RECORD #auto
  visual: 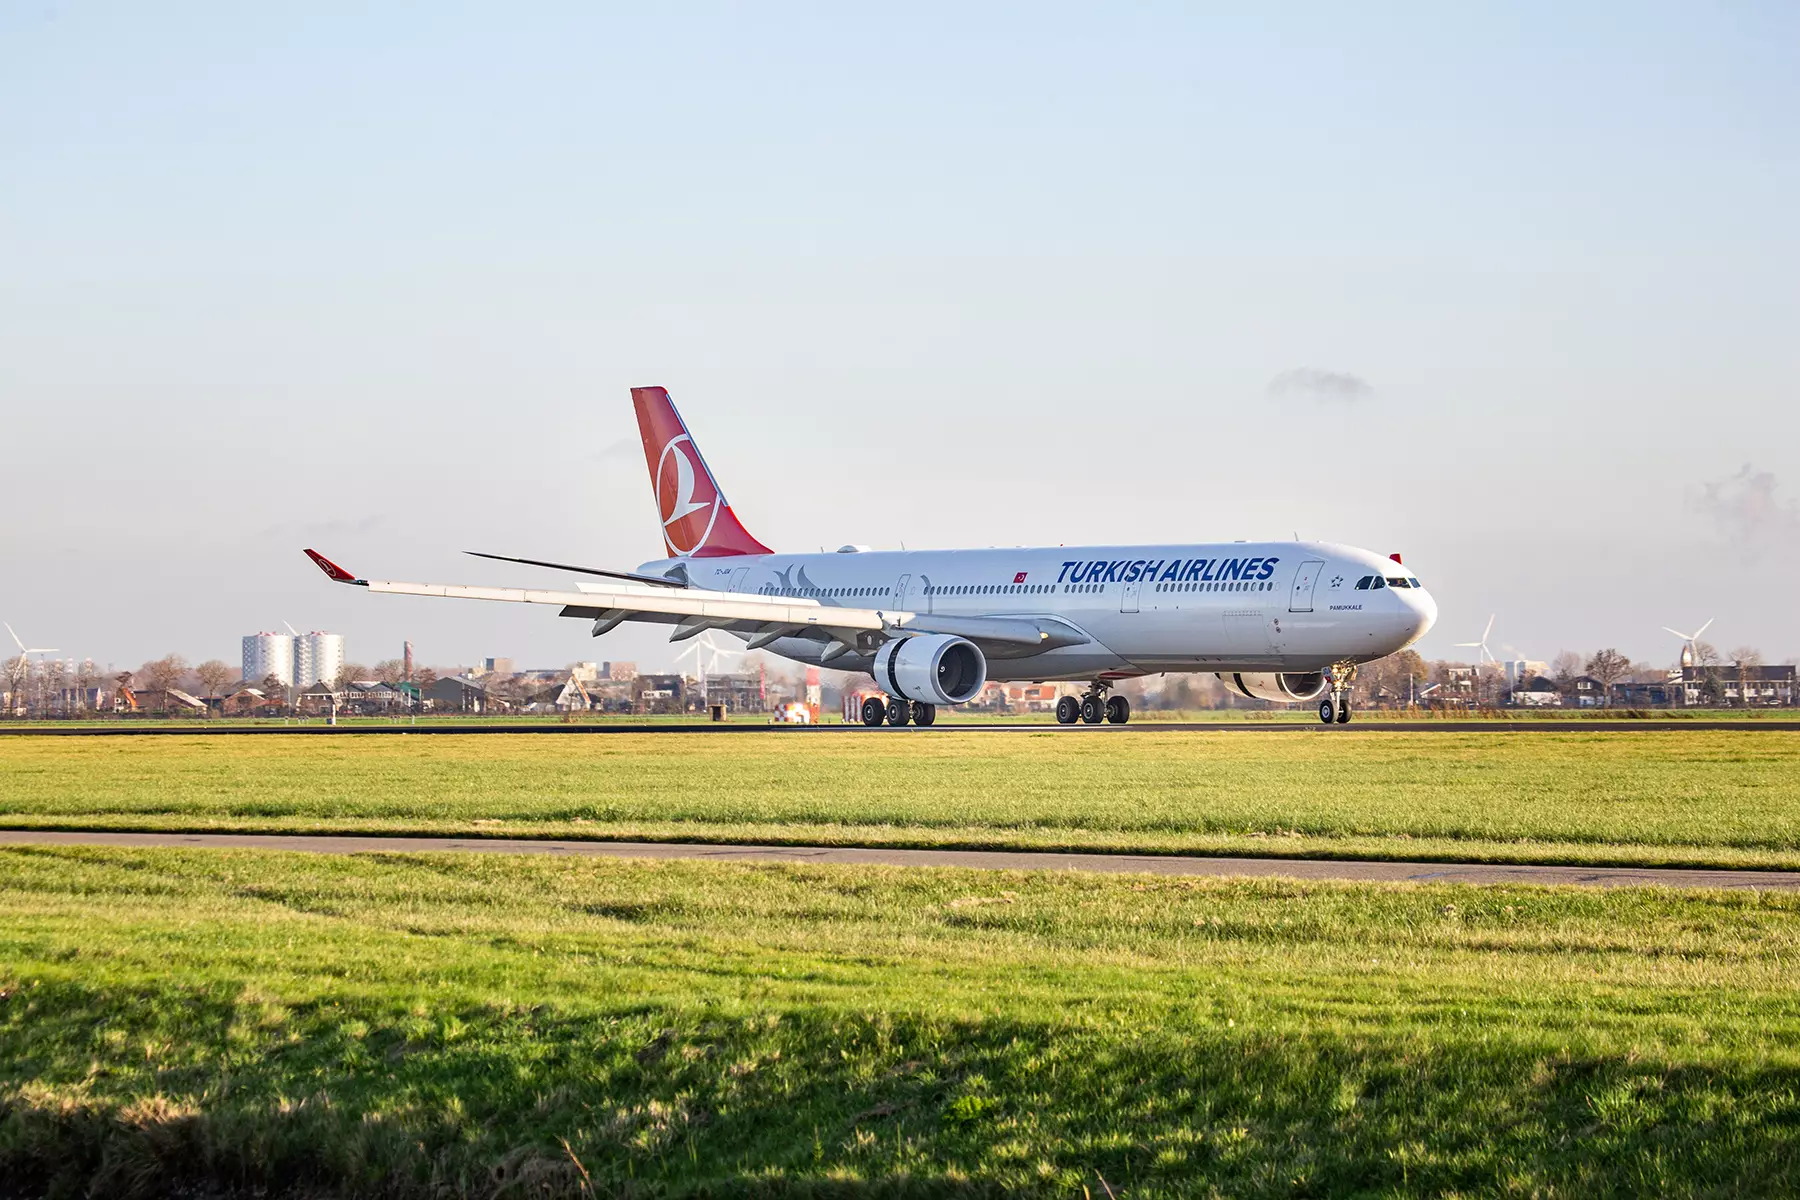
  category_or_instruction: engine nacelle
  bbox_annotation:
[1217,672,1329,703]
[873,634,987,706]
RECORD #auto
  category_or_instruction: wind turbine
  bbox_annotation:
[4,622,59,714]
[1662,618,1713,670]
[1455,615,1498,666]
[4,622,58,664]
[675,630,740,704]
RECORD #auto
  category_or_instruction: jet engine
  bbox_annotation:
[1217,672,1329,703]
[873,634,987,706]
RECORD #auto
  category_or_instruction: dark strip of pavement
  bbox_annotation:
[2,720,1797,736]
[3,830,1795,890]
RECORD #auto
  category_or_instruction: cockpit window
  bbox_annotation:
[1385,577,1410,588]
[1408,577,1421,589]
[1354,576,1372,590]
[1371,576,1386,589]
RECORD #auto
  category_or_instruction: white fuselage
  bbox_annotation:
[641,540,1436,682]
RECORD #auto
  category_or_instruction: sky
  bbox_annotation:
[3,1,1797,676]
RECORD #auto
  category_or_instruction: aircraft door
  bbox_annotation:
[1120,578,1140,613]
[726,567,751,593]
[1289,560,1326,613]
[890,574,910,612]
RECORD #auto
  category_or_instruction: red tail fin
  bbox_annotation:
[631,387,773,558]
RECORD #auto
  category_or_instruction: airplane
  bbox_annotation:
[306,386,1437,726]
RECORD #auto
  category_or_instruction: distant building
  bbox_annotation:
[1510,676,1563,707]
[1681,663,1797,708]
[242,633,295,688]
[633,674,683,713]
[293,632,345,689]
[473,657,515,678]
[428,676,490,714]
[1610,679,1681,707]
[524,675,593,712]
[1502,660,1549,691]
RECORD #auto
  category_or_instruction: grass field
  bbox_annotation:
[4,845,1798,1197]
[3,729,1799,869]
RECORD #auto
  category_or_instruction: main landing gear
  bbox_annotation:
[1056,682,1130,725]
[1318,664,1357,726]
[861,697,935,727]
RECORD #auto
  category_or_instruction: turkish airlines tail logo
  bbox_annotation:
[631,387,774,559]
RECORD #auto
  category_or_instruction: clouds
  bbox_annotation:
[1690,465,1800,559]
[1266,368,1375,404]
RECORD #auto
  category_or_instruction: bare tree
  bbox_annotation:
[4,653,29,717]
[372,659,405,685]
[334,662,370,688]
[42,658,69,716]
[142,655,190,694]
[1584,649,1632,706]
[193,660,235,699]
[1729,645,1764,707]
[72,660,105,714]
[260,673,289,708]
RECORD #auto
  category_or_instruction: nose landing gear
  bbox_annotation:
[1319,664,1357,725]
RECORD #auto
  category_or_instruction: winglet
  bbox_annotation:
[304,549,363,584]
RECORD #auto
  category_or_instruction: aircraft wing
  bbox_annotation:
[303,550,1087,658]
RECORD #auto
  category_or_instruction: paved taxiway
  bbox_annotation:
[5,830,1796,890]
[3,720,1796,736]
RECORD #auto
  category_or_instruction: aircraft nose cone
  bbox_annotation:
[1404,589,1437,645]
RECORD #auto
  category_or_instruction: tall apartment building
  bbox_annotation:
[242,631,346,689]
[294,632,346,689]
[242,633,295,689]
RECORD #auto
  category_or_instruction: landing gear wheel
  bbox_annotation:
[861,697,886,727]
[1335,697,1352,724]
[912,702,936,726]
[885,697,912,726]
[1318,698,1336,726]
[1080,696,1104,724]
[1055,696,1080,725]
[1105,695,1130,725]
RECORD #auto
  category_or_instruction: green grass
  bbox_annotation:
[4,730,1800,870]
[3,846,1798,1197]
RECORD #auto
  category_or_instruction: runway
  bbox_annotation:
[3,720,1796,736]
[5,830,1796,890]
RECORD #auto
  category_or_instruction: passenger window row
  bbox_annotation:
[1153,581,1272,593]
[926,584,1051,596]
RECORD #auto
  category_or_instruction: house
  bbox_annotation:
[1511,676,1563,707]
[295,684,341,717]
[1610,679,1680,708]
[126,688,207,715]
[524,675,593,712]
[632,674,684,714]
[695,673,766,714]
[428,676,490,714]
[212,687,271,717]
[1571,676,1606,707]
[1682,663,1798,707]
[341,681,405,714]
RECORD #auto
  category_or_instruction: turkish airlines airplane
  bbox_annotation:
[307,387,1436,725]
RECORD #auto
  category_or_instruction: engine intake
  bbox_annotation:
[873,634,987,706]
[1218,672,1329,703]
